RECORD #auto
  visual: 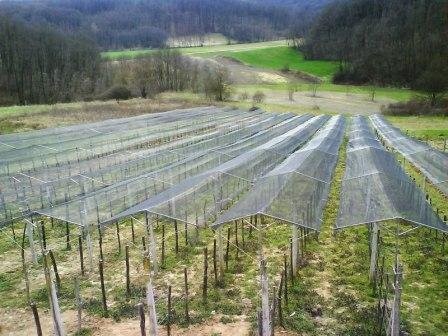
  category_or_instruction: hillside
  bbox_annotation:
[0,0,330,50]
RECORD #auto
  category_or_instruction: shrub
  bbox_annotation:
[98,86,132,101]
[239,91,249,101]
[252,91,266,105]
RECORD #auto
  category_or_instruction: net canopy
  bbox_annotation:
[0,107,277,226]
[336,116,448,233]
[32,112,313,226]
[1,111,278,223]
[100,115,329,227]
[212,115,345,230]
[370,114,448,196]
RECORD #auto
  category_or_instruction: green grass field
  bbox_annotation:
[102,40,288,60]
[103,40,339,80]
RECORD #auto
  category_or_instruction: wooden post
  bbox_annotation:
[278,272,284,327]
[203,247,208,302]
[99,259,108,315]
[370,223,379,283]
[41,221,47,250]
[225,227,231,270]
[388,256,403,336]
[137,303,146,336]
[131,217,136,244]
[213,238,218,285]
[146,277,158,336]
[216,227,225,284]
[184,267,190,324]
[142,236,146,251]
[75,278,82,333]
[65,222,71,250]
[167,285,172,336]
[78,235,85,276]
[161,224,165,267]
[184,221,188,245]
[27,221,38,265]
[21,225,31,304]
[30,303,43,336]
[116,222,122,254]
[146,214,158,274]
[48,249,61,291]
[292,225,298,276]
[50,279,65,336]
[125,245,131,296]
[174,220,179,254]
[283,255,288,306]
[260,259,271,336]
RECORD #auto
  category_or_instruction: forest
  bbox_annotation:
[303,0,448,100]
[0,0,327,49]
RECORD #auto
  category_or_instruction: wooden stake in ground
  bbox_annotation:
[161,224,166,267]
[387,256,403,336]
[146,276,158,336]
[21,224,31,304]
[203,247,208,302]
[48,249,61,291]
[125,245,131,296]
[225,227,231,270]
[75,278,82,333]
[216,227,225,284]
[292,225,298,276]
[30,303,43,336]
[167,285,172,336]
[131,217,136,244]
[174,220,179,254]
[146,214,158,274]
[184,267,190,324]
[41,221,47,250]
[99,259,108,315]
[116,222,122,254]
[26,221,38,264]
[370,222,380,283]
[78,235,85,276]
[65,222,71,250]
[137,303,146,336]
[213,238,218,285]
[260,259,271,336]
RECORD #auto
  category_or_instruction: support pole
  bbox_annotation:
[370,222,379,283]
[260,259,271,336]
[138,303,146,336]
[146,214,158,274]
[292,225,298,276]
[30,303,43,336]
[387,256,403,336]
[26,221,38,265]
[184,267,190,324]
[99,259,108,315]
[146,277,158,336]
[216,227,225,285]
[75,278,82,333]
[125,245,131,296]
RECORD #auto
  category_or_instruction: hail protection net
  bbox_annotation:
[336,116,447,233]
[212,115,345,230]
[0,107,271,226]
[30,112,313,227]
[104,115,329,227]
[370,114,448,196]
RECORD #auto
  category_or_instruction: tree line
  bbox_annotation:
[0,0,324,50]
[302,0,448,100]
[0,15,233,106]
[0,16,99,105]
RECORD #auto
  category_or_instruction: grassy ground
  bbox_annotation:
[102,40,288,60]
[236,83,418,102]
[0,93,211,134]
